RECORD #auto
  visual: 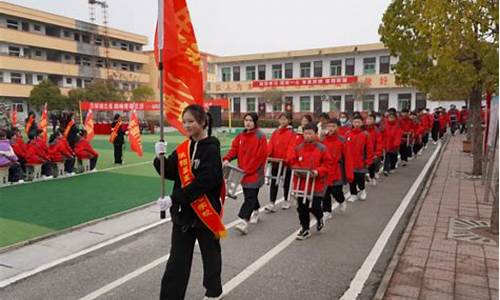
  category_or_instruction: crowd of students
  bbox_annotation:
[223,105,470,240]
[0,111,99,184]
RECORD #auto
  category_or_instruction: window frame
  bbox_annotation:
[330,60,342,76]
[379,56,390,74]
[299,96,311,112]
[300,62,311,78]
[313,61,323,77]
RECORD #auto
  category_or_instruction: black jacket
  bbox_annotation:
[154,136,223,231]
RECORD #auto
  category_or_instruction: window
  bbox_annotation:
[64,54,71,60]
[299,96,311,112]
[232,97,241,113]
[63,30,71,38]
[284,63,293,79]
[121,43,128,51]
[416,93,427,110]
[272,64,282,79]
[246,66,256,80]
[122,83,130,91]
[378,94,389,112]
[35,50,42,57]
[66,78,72,84]
[82,57,91,66]
[0,72,3,83]
[130,64,135,72]
[113,62,118,68]
[10,73,22,84]
[313,61,323,77]
[221,67,231,82]
[96,59,105,68]
[121,63,129,71]
[82,35,90,44]
[112,41,117,47]
[37,75,44,82]
[8,46,20,57]
[76,79,83,88]
[7,19,18,30]
[398,93,412,110]
[74,33,80,41]
[330,60,342,76]
[258,65,266,80]
[272,101,282,112]
[379,56,390,74]
[135,45,142,51]
[22,22,29,31]
[95,37,103,46]
[33,24,41,31]
[329,95,341,111]
[345,94,354,113]
[75,56,81,65]
[246,98,256,112]
[232,66,240,81]
[362,94,375,111]
[345,58,355,75]
[363,57,376,74]
[300,62,311,78]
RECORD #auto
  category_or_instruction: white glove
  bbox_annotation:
[222,160,230,167]
[155,141,167,158]
[157,196,172,211]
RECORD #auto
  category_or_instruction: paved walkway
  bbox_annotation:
[384,135,499,300]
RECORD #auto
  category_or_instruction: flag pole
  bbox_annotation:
[158,0,166,219]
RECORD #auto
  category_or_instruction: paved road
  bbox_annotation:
[1,144,437,300]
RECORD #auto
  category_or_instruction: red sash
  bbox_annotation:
[177,140,227,238]
[109,121,122,144]
[63,119,75,138]
[25,115,34,135]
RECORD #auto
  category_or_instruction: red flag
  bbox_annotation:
[154,0,203,136]
[84,109,95,141]
[40,103,48,143]
[11,106,17,126]
[127,110,143,157]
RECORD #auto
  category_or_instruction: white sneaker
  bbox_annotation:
[17,179,25,184]
[418,151,423,156]
[359,189,367,201]
[235,220,248,235]
[281,201,291,210]
[375,173,380,179]
[264,203,276,213]
[90,168,98,172]
[340,202,347,213]
[347,194,358,202]
[371,179,377,186]
[323,212,332,221]
[395,162,399,169]
[43,175,53,180]
[203,296,221,300]
[250,210,259,224]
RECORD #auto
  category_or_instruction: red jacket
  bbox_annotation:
[338,126,350,137]
[288,141,333,196]
[25,138,50,164]
[267,126,296,165]
[439,114,449,130]
[413,120,426,144]
[49,137,75,162]
[345,128,374,171]
[419,114,432,133]
[224,129,268,188]
[365,125,383,158]
[448,109,461,124]
[12,137,27,160]
[399,116,415,145]
[459,109,469,124]
[322,134,353,185]
[382,120,402,152]
[75,138,99,160]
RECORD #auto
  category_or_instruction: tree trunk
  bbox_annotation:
[469,87,483,176]
[491,193,498,234]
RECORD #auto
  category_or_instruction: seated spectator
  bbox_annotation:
[10,128,27,173]
[49,132,76,175]
[0,129,23,183]
[25,129,52,178]
[75,130,99,171]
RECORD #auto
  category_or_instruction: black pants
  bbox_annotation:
[160,224,222,299]
[64,157,75,173]
[8,163,22,182]
[384,152,398,172]
[460,123,467,134]
[413,143,423,155]
[90,157,98,170]
[297,196,323,230]
[422,132,429,146]
[239,187,260,220]
[349,172,366,195]
[399,144,411,162]
[450,121,458,134]
[41,162,52,176]
[432,122,440,141]
[368,158,381,179]
[324,185,345,211]
[113,143,123,164]
[269,167,291,203]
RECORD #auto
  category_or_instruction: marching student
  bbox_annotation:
[382,112,402,175]
[431,108,441,143]
[322,118,353,218]
[345,114,373,201]
[288,123,333,240]
[24,111,38,138]
[438,108,449,139]
[74,130,99,171]
[448,104,461,135]
[110,114,126,165]
[223,112,268,235]
[411,112,425,156]
[365,113,383,186]
[317,112,330,139]
[292,114,313,157]
[398,109,414,165]
[459,105,469,134]
[153,104,225,300]
[338,112,351,137]
[0,129,23,183]
[265,112,295,212]
[419,108,432,149]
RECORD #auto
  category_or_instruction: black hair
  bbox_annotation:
[401,108,410,113]
[328,118,341,126]
[113,113,121,121]
[182,104,212,136]
[243,112,259,128]
[0,129,6,139]
[302,114,313,123]
[353,113,363,120]
[278,112,293,122]
[49,133,58,144]
[319,113,330,120]
[367,112,377,119]
[303,123,318,133]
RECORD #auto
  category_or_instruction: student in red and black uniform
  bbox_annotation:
[25,129,52,177]
[438,108,449,138]
[459,105,469,134]
[418,108,432,149]
[411,111,425,156]
[398,109,414,165]
[223,112,268,235]
[153,105,225,300]
[75,130,99,171]
[338,112,351,137]
[265,112,295,212]
[288,123,333,240]
[365,112,383,186]
[110,114,126,165]
[448,105,461,135]
[322,118,353,218]
[345,114,373,202]
[382,112,402,175]
[48,131,76,174]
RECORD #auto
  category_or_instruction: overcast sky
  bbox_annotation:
[5,0,391,56]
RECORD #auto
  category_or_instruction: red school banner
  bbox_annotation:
[252,76,358,88]
[80,102,160,111]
